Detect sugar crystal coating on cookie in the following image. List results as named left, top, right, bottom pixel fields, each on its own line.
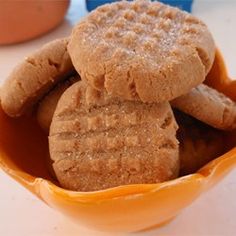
left=49, top=81, right=179, bottom=191
left=68, top=0, right=215, bottom=103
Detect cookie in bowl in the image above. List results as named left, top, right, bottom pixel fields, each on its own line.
left=174, top=110, right=225, bottom=175
left=49, top=81, right=179, bottom=191
left=37, top=75, right=80, bottom=133
left=171, top=83, right=236, bottom=130
left=1, top=38, right=75, bottom=117
left=68, top=0, right=215, bottom=103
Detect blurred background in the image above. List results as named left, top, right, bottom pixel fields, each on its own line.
left=0, top=0, right=236, bottom=235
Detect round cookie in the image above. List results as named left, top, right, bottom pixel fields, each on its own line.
left=49, top=81, right=179, bottom=192
left=171, top=84, right=236, bottom=130
left=1, top=38, right=75, bottom=117
left=37, top=75, right=80, bottom=133
left=174, top=110, right=225, bottom=175
left=68, top=0, right=215, bottom=103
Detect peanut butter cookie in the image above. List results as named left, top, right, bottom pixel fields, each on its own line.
left=37, top=75, right=80, bottom=132
left=1, top=38, right=75, bottom=117
left=174, top=110, right=225, bottom=175
left=171, top=84, right=236, bottom=130
left=49, top=81, right=179, bottom=191
left=68, top=0, right=215, bottom=103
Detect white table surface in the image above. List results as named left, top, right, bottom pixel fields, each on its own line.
left=0, top=1, right=236, bottom=235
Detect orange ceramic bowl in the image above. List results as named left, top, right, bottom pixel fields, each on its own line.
left=0, top=50, right=236, bottom=232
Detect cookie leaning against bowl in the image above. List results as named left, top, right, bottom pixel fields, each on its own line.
left=1, top=38, right=75, bottom=117
left=174, top=110, right=225, bottom=175
left=171, top=84, right=236, bottom=130
left=49, top=81, right=179, bottom=192
left=37, top=75, right=80, bottom=133
left=68, top=0, right=215, bottom=103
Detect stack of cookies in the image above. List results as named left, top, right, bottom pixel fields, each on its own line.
left=1, top=0, right=236, bottom=192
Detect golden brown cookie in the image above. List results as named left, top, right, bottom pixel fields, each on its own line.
left=68, top=0, right=215, bottom=103
left=1, top=38, right=75, bottom=117
left=37, top=75, right=80, bottom=133
left=174, top=110, right=225, bottom=175
left=49, top=81, right=179, bottom=191
left=171, top=84, right=236, bottom=130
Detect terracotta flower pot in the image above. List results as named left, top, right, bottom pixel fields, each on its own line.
left=0, top=0, right=70, bottom=45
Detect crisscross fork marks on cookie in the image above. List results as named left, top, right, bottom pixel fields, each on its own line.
left=49, top=81, right=179, bottom=191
